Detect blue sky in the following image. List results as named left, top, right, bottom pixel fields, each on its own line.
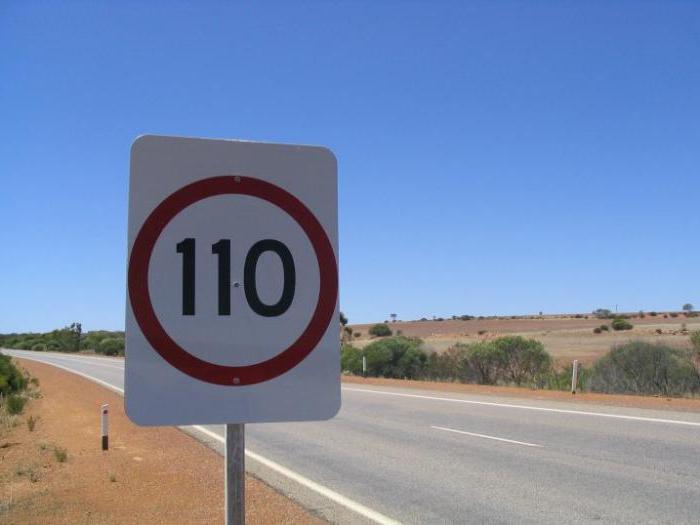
left=1, top=2, right=698, bottom=332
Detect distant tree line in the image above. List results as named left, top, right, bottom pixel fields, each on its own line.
left=342, top=331, right=700, bottom=397
left=0, top=325, right=125, bottom=356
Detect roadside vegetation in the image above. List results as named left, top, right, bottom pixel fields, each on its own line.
left=342, top=330, right=700, bottom=397
left=1, top=355, right=37, bottom=435
left=0, top=325, right=125, bottom=356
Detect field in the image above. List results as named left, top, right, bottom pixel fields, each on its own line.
left=348, top=313, right=700, bottom=366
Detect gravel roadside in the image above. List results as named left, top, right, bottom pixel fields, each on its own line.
left=0, top=358, right=324, bottom=524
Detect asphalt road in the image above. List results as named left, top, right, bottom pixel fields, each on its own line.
left=5, top=349, right=700, bottom=524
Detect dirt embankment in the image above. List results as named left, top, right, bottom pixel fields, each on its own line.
left=0, top=359, right=323, bottom=524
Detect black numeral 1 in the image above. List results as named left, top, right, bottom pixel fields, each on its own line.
left=175, top=238, right=195, bottom=315
left=211, top=239, right=231, bottom=315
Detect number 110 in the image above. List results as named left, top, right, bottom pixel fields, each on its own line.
left=175, top=238, right=296, bottom=318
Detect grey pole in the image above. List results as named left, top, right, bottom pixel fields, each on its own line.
left=226, top=423, right=245, bottom=525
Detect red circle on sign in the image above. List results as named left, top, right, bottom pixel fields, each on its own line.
left=128, top=176, right=338, bottom=386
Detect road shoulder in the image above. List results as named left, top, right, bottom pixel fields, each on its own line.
left=1, top=358, right=324, bottom=524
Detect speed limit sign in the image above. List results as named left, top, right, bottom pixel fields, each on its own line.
left=125, top=135, right=340, bottom=425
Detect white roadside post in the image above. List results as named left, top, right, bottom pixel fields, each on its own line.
left=125, top=136, right=340, bottom=525
left=362, top=355, right=367, bottom=378
left=571, top=360, right=579, bottom=395
left=101, top=404, right=109, bottom=450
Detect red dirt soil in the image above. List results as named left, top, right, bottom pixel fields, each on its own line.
left=0, top=359, right=323, bottom=525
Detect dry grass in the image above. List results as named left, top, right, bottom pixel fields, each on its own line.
left=349, top=316, right=700, bottom=365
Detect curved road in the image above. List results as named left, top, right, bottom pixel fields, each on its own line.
left=4, top=349, right=700, bottom=524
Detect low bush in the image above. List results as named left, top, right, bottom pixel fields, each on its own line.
left=423, top=337, right=553, bottom=387
left=589, top=341, right=700, bottom=396
left=97, top=337, right=124, bottom=356
left=6, top=394, right=27, bottom=415
left=368, top=323, right=392, bottom=337
left=362, top=336, right=426, bottom=378
left=53, top=447, right=68, bottom=463
left=611, top=318, right=633, bottom=331
left=593, top=327, right=602, bottom=334
left=340, top=345, right=363, bottom=375
left=600, top=325, right=609, bottom=331
left=492, top=336, right=552, bottom=386
left=692, top=331, right=700, bottom=352
left=0, top=355, right=27, bottom=396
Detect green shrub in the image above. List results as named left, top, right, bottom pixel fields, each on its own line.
left=368, top=323, right=392, bottom=337
left=340, top=345, right=363, bottom=375
left=362, top=336, right=425, bottom=378
left=600, top=325, right=609, bottom=331
left=589, top=341, right=700, bottom=396
left=691, top=331, right=700, bottom=352
left=97, top=337, right=125, bottom=356
left=6, top=394, right=27, bottom=415
left=547, top=364, right=590, bottom=391
left=53, top=447, right=68, bottom=463
left=491, top=336, right=553, bottom=386
left=465, top=342, right=502, bottom=385
left=0, top=355, right=27, bottom=396
left=611, top=318, right=633, bottom=331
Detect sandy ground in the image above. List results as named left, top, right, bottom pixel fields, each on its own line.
left=349, top=314, right=700, bottom=365
left=0, top=359, right=324, bottom=525
left=342, top=375, right=700, bottom=413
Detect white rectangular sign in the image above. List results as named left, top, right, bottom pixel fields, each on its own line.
left=125, top=135, right=340, bottom=425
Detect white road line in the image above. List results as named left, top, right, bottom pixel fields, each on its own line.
left=41, top=357, right=124, bottom=371
left=344, top=387, right=700, bottom=428
left=12, top=354, right=126, bottom=394
left=7, top=352, right=402, bottom=525
left=431, top=425, right=543, bottom=448
left=191, top=426, right=402, bottom=525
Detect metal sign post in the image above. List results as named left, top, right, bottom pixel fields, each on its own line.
left=226, top=424, right=245, bottom=525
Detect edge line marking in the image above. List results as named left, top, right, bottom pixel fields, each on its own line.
left=343, top=387, right=700, bottom=427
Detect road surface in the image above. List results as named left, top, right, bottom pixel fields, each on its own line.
left=4, top=349, right=700, bottom=524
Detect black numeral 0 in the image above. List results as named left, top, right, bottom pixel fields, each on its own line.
left=176, top=238, right=296, bottom=317
left=211, top=239, right=231, bottom=315
left=244, top=239, right=296, bottom=317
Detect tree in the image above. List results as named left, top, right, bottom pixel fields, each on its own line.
left=368, top=323, right=392, bottom=337
left=593, top=308, right=612, bottom=319
left=70, top=322, right=82, bottom=352
left=683, top=303, right=694, bottom=313
left=339, top=312, right=348, bottom=326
